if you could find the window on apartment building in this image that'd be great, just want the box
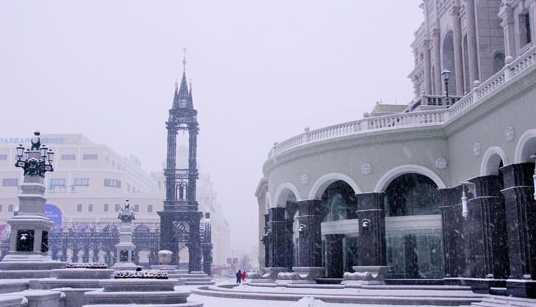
[0,154,8,160]
[61,154,76,160]
[2,178,18,187]
[520,12,532,46]
[73,178,90,186]
[103,203,109,212]
[134,204,139,212]
[8,204,13,212]
[115,204,121,212]
[49,178,66,192]
[83,154,98,160]
[88,204,93,212]
[77,203,83,212]
[0,204,3,212]
[104,179,121,188]
[147,204,153,213]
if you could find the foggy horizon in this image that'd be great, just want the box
[0,0,423,257]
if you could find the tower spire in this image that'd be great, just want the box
[182,47,187,72]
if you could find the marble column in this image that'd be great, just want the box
[423,38,432,95]
[296,200,322,268]
[500,163,536,297]
[261,213,269,267]
[465,176,508,279]
[464,0,479,84]
[267,207,287,268]
[432,28,442,95]
[499,4,516,58]
[439,186,466,278]
[451,5,464,95]
[355,193,386,267]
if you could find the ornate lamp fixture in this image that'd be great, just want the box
[442,69,451,98]
[15,132,54,177]
[460,182,475,219]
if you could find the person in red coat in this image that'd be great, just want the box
[241,270,246,282]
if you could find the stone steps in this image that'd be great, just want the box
[193,284,483,305]
[471,296,536,307]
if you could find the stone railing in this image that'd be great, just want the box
[268,45,536,158]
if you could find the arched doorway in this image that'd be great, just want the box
[384,173,443,279]
[320,180,358,277]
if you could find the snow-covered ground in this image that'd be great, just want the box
[185,278,447,307]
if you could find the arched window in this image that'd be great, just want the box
[493,51,505,74]
[519,12,532,47]
[384,173,440,217]
[321,181,357,222]
[384,173,443,279]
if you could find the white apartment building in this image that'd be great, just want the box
[0,133,231,268]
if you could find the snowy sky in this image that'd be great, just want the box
[0,0,423,257]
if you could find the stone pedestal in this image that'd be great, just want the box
[248,267,286,283]
[112,222,137,270]
[84,279,203,306]
[342,266,387,287]
[276,267,324,284]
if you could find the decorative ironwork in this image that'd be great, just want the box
[14,132,54,177]
[0,223,162,268]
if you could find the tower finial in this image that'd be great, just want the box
[182,47,187,72]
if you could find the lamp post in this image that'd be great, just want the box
[15,132,54,177]
[441,69,451,98]
[0,131,65,273]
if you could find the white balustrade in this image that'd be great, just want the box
[269,45,536,158]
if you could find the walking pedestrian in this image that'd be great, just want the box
[236,269,242,284]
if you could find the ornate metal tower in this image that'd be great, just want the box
[158,56,205,272]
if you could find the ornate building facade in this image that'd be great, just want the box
[256,0,536,297]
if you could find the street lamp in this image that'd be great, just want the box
[14,131,54,177]
[460,182,475,219]
[441,69,451,98]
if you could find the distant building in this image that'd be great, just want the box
[0,133,231,269]
[257,0,536,297]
